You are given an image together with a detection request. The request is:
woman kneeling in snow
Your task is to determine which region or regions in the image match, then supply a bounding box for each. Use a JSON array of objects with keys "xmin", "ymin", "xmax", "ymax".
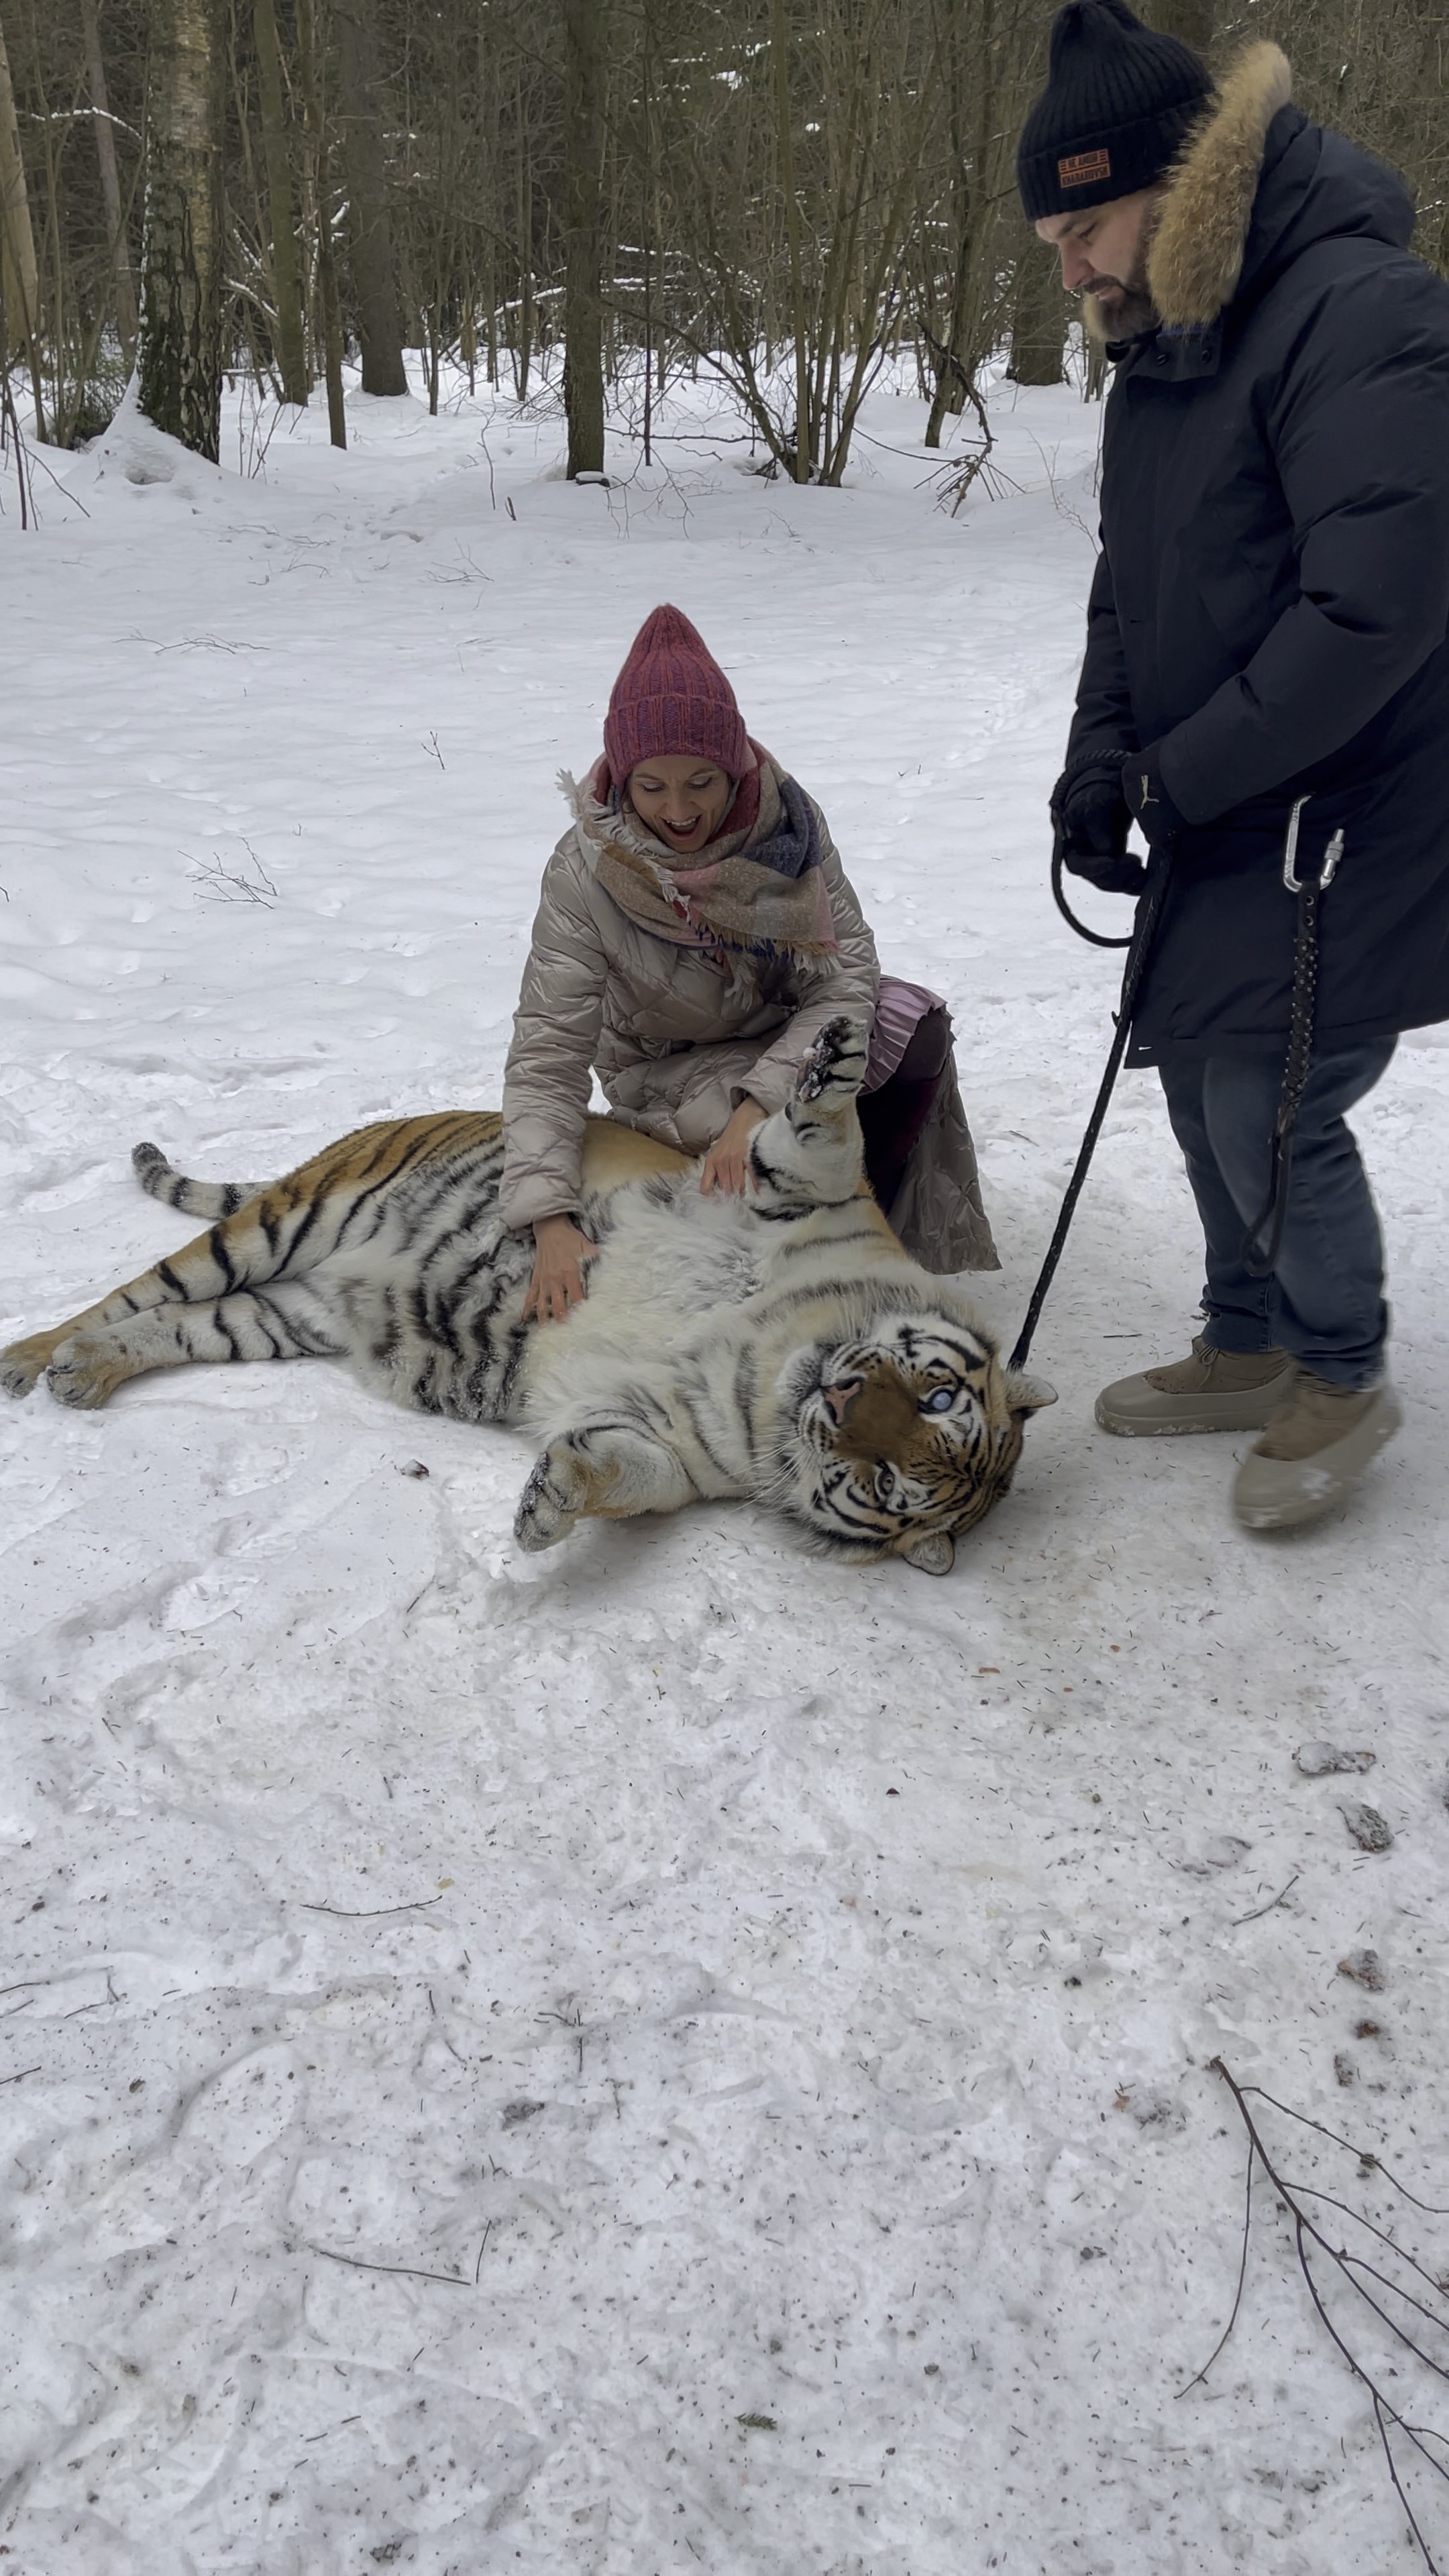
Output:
[{"xmin": 501, "ymin": 604, "xmax": 998, "ymax": 1321}]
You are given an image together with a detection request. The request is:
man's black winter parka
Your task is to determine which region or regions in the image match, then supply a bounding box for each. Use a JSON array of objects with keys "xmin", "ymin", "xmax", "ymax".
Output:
[{"xmin": 1067, "ymin": 46, "xmax": 1449, "ymax": 1063}]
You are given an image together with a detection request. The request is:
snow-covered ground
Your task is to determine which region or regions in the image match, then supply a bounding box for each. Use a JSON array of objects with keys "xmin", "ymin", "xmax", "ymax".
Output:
[{"xmin": 3, "ymin": 359, "xmax": 1448, "ymax": 2575}]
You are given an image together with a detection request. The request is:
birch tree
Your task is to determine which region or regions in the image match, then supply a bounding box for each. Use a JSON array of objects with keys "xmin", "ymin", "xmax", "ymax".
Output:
[{"xmin": 138, "ymin": 0, "xmax": 223, "ymax": 458}]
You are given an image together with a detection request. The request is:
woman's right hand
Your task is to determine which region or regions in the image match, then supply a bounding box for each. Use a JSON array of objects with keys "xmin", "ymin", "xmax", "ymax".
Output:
[{"xmin": 523, "ymin": 1214, "xmax": 598, "ymax": 1324}]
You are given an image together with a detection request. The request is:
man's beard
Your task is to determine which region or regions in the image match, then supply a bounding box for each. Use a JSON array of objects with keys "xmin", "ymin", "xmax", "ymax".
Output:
[
  {"xmin": 1083, "ymin": 209, "xmax": 1160, "ymax": 341},
  {"xmin": 1084, "ymin": 267, "xmax": 1157, "ymax": 341}
]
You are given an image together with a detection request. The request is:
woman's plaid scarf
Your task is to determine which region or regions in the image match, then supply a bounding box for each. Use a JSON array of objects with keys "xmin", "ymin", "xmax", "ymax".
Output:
[{"xmin": 567, "ymin": 742, "xmax": 839, "ymax": 965}]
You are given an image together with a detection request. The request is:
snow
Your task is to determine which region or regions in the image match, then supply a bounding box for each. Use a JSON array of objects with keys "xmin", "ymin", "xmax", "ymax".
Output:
[{"xmin": 3, "ymin": 359, "xmax": 1448, "ymax": 2575}]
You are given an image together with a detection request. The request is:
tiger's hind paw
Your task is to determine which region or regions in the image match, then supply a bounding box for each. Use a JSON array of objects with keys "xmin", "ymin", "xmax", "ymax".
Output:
[
  {"xmin": 513, "ymin": 1443, "xmax": 586, "ymax": 1553},
  {"xmin": 45, "ymin": 1337, "xmax": 127, "ymax": 1411},
  {"xmin": 795, "ymin": 1014, "xmax": 869, "ymax": 1106}
]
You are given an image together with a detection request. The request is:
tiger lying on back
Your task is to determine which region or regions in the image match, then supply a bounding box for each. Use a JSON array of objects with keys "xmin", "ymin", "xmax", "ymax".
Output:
[{"xmin": 1, "ymin": 1019, "xmax": 1052, "ymax": 1572}]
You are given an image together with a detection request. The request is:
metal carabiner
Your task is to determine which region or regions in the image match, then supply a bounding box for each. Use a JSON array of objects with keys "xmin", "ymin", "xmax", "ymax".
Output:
[{"xmin": 1282, "ymin": 794, "xmax": 1345, "ymax": 892}]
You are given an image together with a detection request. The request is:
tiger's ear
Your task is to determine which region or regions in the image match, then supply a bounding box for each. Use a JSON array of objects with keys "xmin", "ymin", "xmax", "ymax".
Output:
[
  {"xmin": 902, "ymin": 1529, "xmax": 955, "ymax": 1577},
  {"xmin": 1005, "ymin": 1371, "xmax": 1057, "ymax": 1415}
]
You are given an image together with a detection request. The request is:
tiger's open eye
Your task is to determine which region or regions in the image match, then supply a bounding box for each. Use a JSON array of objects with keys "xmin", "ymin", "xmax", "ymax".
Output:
[{"xmin": 922, "ymin": 1386, "xmax": 955, "ymax": 1413}]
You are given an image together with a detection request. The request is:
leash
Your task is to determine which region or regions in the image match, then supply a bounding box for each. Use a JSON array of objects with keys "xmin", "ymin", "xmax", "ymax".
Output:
[
  {"xmin": 1050, "ymin": 828, "xmax": 1136, "ymax": 951},
  {"xmin": 1240, "ymin": 796, "xmax": 1344, "ymax": 1277},
  {"xmin": 1009, "ymin": 837, "xmax": 1173, "ymax": 1373},
  {"xmin": 1010, "ymin": 789, "xmax": 1346, "ymax": 1371}
]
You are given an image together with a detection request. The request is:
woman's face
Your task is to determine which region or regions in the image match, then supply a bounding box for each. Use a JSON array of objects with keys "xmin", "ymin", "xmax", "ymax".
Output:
[{"xmin": 627, "ymin": 755, "xmax": 734, "ymax": 854}]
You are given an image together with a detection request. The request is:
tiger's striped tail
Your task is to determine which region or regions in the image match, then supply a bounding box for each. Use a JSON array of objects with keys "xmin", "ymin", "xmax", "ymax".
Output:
[{"xmin": 131, "ymin": 1140, "xmax": 262, "ymax": 1220}]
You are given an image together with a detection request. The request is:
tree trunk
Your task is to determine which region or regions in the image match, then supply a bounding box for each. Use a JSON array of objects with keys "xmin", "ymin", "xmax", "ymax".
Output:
[
  {"xmin": 561, "ymin": 0, "xmax": 606, "ymax": 477},
  {"xmin": 1006, "ymin": 241, "xmax": 1065, "ymax": 386},
  {"xmin": 138, "ymin": 0, "xmax": 223, "ymax": 461},
  {"xmin": 295, "ymin": 0, "xmax": 345, "ymax": 444},
  {"xmin": 79, "ymin": 0, "xmax": 139, "ymax": 364},
  {"xmin": 253, "ymin": 0, "xmax": 309, "ymax": 403},
  {"xmin": 0, "ymin": 11, "xmax": 44, "ymax": 434},
  {"xmin": 332, "ymin": 0, "xmax": 407, "ymax": 395},
  {"xmin": 771, "ymin": 0, "xmax": 811, "ymax": 482}
]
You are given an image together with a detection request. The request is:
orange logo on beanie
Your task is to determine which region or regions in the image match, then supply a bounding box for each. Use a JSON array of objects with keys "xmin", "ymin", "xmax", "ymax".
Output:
[{"xmin": 1059, "ymin": 147, "xmax": 1112, "ymax": 187}]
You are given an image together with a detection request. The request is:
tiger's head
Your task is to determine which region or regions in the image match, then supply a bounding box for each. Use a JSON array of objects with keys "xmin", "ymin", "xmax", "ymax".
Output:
[{"xmin": 775, "ymin": 1311, "xmax": 1055, "ymax": 1573}]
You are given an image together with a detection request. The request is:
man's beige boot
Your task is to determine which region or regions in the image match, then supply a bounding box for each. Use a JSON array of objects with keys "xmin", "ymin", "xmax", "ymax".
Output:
[
  {"xmin": 1095, "ymin": 1334, "xmax": 1295, "ymax": 1436},
  {"xmin": 1233, "ymin": 1372, "xmax": 1402, "ymax": 1530}
]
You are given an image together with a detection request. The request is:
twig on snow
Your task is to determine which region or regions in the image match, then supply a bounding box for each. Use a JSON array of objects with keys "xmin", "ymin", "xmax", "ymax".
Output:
[
  {"xmin": 309, "ymin": 2245, "xmax": 473, "ymax": 2288},
  {"xmin": 1232, "ymin": 1872, "xmax": 1301, "ymax": 1926},
  {"xmin": 1177, "ymin": 2148, "xmax": 1254, "ymax": 2399},
  {"xmin": 187, "ymin": 841, "xmax": 278, "ymax": 906},
  {"xmin": 1182, "ymin": 2056, "xmax": 1449, "ymax": 2572},
  {"xmin": 300, "ymin": 1898, "xmax": 441, "ymax": 1918}
]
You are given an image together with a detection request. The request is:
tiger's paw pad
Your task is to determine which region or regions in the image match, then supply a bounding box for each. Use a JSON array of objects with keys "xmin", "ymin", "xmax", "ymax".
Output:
[
  {"xmin": 513, "ymin": 1446, "xmax": 585, "ymax": 1552},
  {"xmin": 796, "ymin": 1015, "xmax": 869, "ymax": 1105},
  {"xmin": 45, "ymin": 1339, "xmax": 124, "ymax": 1411}
]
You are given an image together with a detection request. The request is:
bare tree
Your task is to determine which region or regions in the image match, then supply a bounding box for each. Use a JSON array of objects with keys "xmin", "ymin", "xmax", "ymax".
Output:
[
  {"xmin": 10, "ymin": 0, "xmax": 1444, "ymax": 473},
  {"xmin": 80, "ymin": 0, "xmax": 139, "ymax": 362},
  {"xmin": 332, "ymin": 0, "xmax": 407, "ymax": 394},
  {"xmin": 138, "ymin": 0, "xmax": 223, "ymax": 458},
  {"xmin": 561, "ymin": 0, "xmax": 606, "ymax": 475},
  {"xmin": 252, "ymin": 0, "xmax": 308, "ymax": 403},
  {"xmin": 1006, "ymin": 236, "xmax": 1066, "ymax": 386},
  {"xmin": 0, "ymin": 6, "xmax": 44, "ymax": 432}
]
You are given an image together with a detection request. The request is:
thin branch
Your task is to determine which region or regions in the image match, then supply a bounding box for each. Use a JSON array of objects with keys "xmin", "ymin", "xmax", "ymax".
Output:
[
  {"xmin": 1198, "ymin": 2058, "xmax": 1449, "ymax": 2575},
  {"xmin": 1232, "ymin": 1872, "xmax": 1301, "ymax": 1926},
  {"xmin": 300, "ymin": 1898, "xmax": 442, "ymax": 1918},
  {"xmin": 1178, "ymin": 2147, "xmax": 1254, "ymax": 2396},
  {"xmin": 309, "ymin": 2245, "xmax": 472, "ymax": 2288}
]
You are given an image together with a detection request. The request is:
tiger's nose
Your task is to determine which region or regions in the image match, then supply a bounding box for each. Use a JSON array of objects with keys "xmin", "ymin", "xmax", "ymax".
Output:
[{"xmin": 823, "ymin": 1375, "xmax": 863, "ymax": 1426}]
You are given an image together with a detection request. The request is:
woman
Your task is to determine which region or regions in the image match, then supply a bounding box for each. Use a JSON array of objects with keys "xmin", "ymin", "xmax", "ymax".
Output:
[{"xmin": 500, "ymin": 605, "xmax": 997, "ymax": 1320}]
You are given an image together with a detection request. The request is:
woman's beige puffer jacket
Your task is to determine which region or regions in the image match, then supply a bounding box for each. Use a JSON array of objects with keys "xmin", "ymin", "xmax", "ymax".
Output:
[{"xmin": 500, "ymin": 777, "xmax": 879, "ymax": 1232}]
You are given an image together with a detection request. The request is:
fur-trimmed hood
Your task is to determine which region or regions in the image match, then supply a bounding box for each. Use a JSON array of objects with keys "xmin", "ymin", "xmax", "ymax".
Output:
[
  {"xmin": 1087, "ymin": 38, "xmax": 1417, "ymax": 337},
  {"xmin": 1146, "ymin": 41, "xmax": 1293, "ymax": 329}
]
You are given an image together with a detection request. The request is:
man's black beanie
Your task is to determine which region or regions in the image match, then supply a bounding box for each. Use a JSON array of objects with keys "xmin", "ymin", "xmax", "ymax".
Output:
[{"xmin": 1017, "ymin": 0, "xmax": 1212, "ymax": 222}]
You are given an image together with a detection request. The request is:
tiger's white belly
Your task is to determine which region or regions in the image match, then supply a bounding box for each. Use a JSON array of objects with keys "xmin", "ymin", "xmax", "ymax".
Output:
[
  {"xmin": 517, "ymin": 1187, "xmax": 761, "ymax": 1490},
  {"xmin": 517, "ymin": 1180, "xmax": 916, "ymax": 1501}
]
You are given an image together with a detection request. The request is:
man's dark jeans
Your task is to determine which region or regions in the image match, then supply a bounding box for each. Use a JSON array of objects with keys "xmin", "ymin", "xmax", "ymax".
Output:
[{"xmin": 1157, "ymin": 1040, "xmax": 1397, "ymax": 1389}]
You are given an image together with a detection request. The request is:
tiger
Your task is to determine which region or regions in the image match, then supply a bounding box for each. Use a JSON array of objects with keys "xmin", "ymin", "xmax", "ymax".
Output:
[{"xmin": 0, "ymin": 1018, "xmax": 1053, "ymax": 1573}]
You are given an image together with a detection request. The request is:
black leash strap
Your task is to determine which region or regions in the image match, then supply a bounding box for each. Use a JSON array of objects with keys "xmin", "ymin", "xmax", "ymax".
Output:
[
  {"xmin": 1048, "ymin": 747, "xmax": 1140, "ymax": 952},
  {"xmin": 1009, "ymin": 847, "xmax": 1173, "ymax": 1374},
  {"xmin": 1050, "ymin": 833, "xmax": 1136, "ymax": 948},
  {"xmin": 1240, "ymin": 797, "xmax": 1345, "ymax": 1279}
]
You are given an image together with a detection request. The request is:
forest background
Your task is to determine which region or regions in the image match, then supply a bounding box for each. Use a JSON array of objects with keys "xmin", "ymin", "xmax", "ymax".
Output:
[{"xmin": 1, "ymin": 0, "xmax": 1447, "ymax": 495}]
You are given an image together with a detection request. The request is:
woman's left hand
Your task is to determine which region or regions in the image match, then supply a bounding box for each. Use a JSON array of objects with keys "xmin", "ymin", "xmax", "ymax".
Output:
[{"xmin": 700, "ymin": 1099, "xmax": 766, "ymax": 1197}]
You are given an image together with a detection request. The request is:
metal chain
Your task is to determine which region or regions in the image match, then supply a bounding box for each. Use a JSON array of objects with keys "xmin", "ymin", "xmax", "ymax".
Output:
[{"xmin": 1242, "ymin": 804, "xmax": 1344, "ymax": 1279}]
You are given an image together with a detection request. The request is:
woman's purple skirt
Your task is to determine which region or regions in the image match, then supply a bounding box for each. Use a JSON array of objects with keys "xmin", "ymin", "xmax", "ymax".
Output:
[{"xmin": 858, "ymin": 976, "xmax": 954, "ymax": 1215}]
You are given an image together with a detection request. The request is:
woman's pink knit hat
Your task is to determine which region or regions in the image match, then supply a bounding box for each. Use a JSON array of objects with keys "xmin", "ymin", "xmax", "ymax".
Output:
[{"xmin": 602, "ymin": 604, "xmax": 752, "ymax": 780}]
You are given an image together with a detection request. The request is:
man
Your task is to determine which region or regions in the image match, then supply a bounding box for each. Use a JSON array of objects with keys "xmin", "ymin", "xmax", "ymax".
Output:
[{"xmin": 1019, "ymin": 0, "xmax": 1449, "ymax": 1529}]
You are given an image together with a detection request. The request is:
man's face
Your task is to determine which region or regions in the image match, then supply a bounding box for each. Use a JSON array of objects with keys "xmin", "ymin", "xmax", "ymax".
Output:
[{"xmin": 1036, "ymin": 188, "xmax": 1161, "ymax": 337}]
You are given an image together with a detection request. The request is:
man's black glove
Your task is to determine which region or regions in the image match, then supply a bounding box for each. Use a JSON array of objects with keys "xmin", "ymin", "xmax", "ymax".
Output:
[
  {"xmin": 1122, "ymin": 745, "xmax": 1190, "ymax": 853},
  {"xmin": 1049, "ymin": 750, "xmax": 1145, "ymax": 896}
]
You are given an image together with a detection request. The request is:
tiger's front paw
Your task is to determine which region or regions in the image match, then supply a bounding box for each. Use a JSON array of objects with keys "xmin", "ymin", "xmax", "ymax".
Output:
[
  {"xmin": 513, "ymin": 1442, "xmax": 586, "ymax": 1552},
  {"xmin": 45, "ymin": 1336, "xmax": 127, "ymax": 1411},
  {"xmin": 796, "ymin": 1014, "xmax": 869, "ymax": 1106}
]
